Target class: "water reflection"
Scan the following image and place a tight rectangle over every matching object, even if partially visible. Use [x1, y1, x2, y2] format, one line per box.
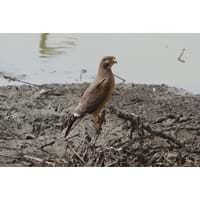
[39, 33, 77, 58]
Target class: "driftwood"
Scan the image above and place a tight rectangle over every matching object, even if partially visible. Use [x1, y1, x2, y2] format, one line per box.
[109, 106, 184, 148]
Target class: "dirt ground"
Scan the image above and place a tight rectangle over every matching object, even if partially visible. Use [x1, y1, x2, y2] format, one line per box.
[0, 83, 200, 166]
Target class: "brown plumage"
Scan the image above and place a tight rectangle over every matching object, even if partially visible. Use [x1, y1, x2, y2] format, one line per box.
[63, 56, 117, 138]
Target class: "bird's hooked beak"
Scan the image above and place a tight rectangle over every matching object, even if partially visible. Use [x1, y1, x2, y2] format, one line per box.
[112, 57, 117, 64]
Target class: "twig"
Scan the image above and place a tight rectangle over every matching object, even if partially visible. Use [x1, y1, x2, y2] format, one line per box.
[66, 133, 80, 140]
[3, 75, 41, 87]
[114, 135, 154, 149]
[173, 125, 181, 139]
[143, 124, 183, 148]
[64, 133, 81, 142]
[113, 73, 126, 83]
[186, 126, 200, 131]
[66, 142, 85, 164]
[40, 141, 55, 149]
[110, 106, 138, 124]
[23, 155, 56, 166]
[178, 48, 186, 63]
[106, 160, 118, 167]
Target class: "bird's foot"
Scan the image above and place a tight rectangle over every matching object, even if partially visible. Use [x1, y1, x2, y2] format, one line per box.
[91, 128, 102, 147]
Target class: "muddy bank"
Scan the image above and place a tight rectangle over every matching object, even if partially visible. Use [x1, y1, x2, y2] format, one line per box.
[0, 83, 200, 166]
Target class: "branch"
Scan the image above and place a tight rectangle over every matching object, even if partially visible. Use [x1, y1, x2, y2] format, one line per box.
[142, 124, 183, 147]
[110, 106, 184, 148]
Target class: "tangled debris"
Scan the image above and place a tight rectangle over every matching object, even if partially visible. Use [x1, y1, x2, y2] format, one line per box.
[0, 83, 200, 166]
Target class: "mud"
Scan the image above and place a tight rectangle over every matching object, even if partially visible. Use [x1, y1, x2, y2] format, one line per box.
[0, 83, 200, 166]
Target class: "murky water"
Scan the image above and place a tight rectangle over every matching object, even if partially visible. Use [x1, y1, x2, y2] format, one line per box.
[0, 33, 200, 93]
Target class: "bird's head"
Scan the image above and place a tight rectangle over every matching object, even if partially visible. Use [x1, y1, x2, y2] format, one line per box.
[99, 56, 117, 72]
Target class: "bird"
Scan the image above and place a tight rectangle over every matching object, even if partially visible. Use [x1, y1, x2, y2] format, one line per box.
[63, 56, 117, 138]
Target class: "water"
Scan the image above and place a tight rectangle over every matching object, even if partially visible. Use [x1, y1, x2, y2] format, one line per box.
[0, 33, 200, 93]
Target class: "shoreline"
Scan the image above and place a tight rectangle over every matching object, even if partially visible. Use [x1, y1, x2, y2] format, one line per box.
[0, 82, 200, 166]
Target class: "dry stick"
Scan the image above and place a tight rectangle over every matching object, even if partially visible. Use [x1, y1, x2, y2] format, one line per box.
[142, 124, 183, 148]
[23, 155, 56, 166]
[186, 126, 200, 131]
[113, 73, 126, 83]
[40, 141, 56, 149]
[114, 135, 154, 149]
[66, 142, 85, 164]
[40, 134, 80, 150]
[173, 125, 181, 139]
[110, 106, 184, 148]
[106, 160, 119, 167]
[110, 106, 138, 128]
[66, 133, 80, 140]
[178, 48, 186, 63]
[40, 147, 55, 156]
[3, 75, 42, 87]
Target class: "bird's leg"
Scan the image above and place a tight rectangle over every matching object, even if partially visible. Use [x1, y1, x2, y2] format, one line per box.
[95, 114, 102, 131]
[93, 114, 102, 145]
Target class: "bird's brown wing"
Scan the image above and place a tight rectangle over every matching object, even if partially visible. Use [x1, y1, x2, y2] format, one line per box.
[73, 78, 109, 116]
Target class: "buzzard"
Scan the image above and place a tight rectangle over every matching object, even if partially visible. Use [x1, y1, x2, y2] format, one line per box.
[63, 56, 117, 138]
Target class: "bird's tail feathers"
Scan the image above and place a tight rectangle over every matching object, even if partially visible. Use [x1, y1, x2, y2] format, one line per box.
[63, 113, 80, 138]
